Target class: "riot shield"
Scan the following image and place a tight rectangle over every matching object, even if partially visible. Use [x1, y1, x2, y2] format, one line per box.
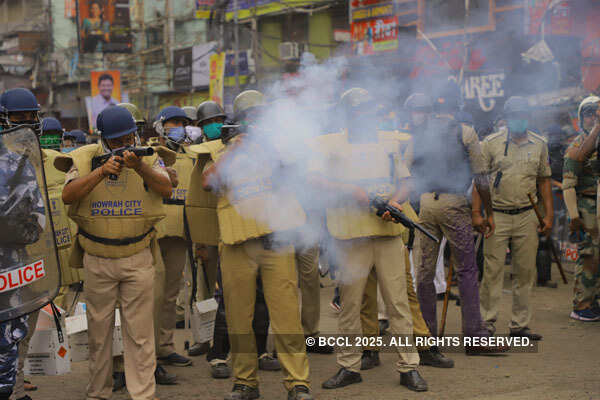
[0, 126, 61, 322]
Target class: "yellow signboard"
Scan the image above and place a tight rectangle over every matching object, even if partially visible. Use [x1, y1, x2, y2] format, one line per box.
[209, 52, 226, 106]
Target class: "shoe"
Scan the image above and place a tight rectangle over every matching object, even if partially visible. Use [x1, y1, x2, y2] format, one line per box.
[158, 352, 193, 367]
[224, 384, 259, 400]
[465, 343, 510, 355]
[322, 368, 362, 389]
[484, 322, 496, 336]
[287, 385, 314, 400]
[23, 380, 37, 391]
[399, 370, 428, 392]
[537, 280, 558, 288]
[211, 362, 231, 379]
[378, 319, 389, 335]
[330, 297, 341, 312]
[188, 341, 210, 357]
[360, 350, 380, 370]
[570, 308, 600, 321]
[418, 347, 454, 368]
[175, 320, 185, 329]
[305, 337, 334, 354]
[112, 371, 126, 392]
[155, 365, 178, 385]
[509, 327, 542, 341]
[258, 353, 281, 371]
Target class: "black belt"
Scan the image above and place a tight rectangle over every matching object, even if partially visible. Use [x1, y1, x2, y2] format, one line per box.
[163, 198, 185, 205]
[78, 228, 154, 246]
[581, 193, 596, 200]
[492, 206, 533, 215]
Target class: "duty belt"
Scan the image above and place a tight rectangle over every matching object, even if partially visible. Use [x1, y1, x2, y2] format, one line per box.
[580, 193, 597, 200]
[78, 228, 154, 246]
[163, 198, 185, 205]
[492, 206, 533, 215]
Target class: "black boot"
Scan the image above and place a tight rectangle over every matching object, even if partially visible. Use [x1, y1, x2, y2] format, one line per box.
[360, 350, 380, 370]
[224, 384, 260, 400]
[322, 368, 362, 389]
[418, 347, 454, 368]
[400, 370, 428, 392]
[112, 371, 126, 391]
[155, 365, 177, 385]
[287, 385, 314, 400]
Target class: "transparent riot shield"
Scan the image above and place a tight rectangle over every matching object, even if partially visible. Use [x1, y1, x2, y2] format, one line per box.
[0, 126, 60, 322]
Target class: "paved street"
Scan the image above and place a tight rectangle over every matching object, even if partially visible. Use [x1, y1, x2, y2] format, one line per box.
[29, 272, 600, 400]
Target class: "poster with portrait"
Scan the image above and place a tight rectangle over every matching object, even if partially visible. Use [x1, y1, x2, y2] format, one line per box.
[87, 70, 122, 131]
[77, 0, 132, 53]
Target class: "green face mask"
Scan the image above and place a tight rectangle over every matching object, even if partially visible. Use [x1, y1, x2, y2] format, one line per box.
[203, 122, 223, 140]
[507, 119, 528, 134]
[40, 133, 62, 149]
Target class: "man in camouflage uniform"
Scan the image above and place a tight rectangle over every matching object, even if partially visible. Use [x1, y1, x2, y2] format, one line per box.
[0, 88, 47, 400]
[562, 96, 600, 321]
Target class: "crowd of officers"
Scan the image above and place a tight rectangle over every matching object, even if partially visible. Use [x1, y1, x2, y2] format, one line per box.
[0, 80, 598, 400]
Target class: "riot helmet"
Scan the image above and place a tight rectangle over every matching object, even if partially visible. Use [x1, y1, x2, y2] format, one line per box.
[233, 90, 264, 122]
[197, 101, 226, 142]
[577, 96, 600, 134]
[503, 96, 531, 134]
[0, 88, 41, 134]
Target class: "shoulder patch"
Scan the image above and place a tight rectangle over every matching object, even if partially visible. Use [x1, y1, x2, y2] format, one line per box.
[483, 131, 505, 142]
[528, 131, 548, 143]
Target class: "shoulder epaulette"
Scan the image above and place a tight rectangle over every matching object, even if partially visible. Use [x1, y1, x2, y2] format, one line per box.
[528, 130, 548, 143]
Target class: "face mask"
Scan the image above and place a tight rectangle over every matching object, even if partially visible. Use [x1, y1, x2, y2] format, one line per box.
[186, 126, 203, 143]
[203, 122, 223, 140]
[166, 126, 186, 143]
[507, 119, 528, 134]
[61, 147, 76, 153]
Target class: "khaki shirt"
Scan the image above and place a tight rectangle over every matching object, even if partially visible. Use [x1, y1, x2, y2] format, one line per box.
[481, 129, 551, 209]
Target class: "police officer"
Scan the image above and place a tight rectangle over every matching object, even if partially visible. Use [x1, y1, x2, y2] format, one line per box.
[62, 130, 88, 153]
[61, 105, 172, 400]
[0, 88, 47, 400]
[313, 88, 426, 392]
[410, 82, 508, 353]
[152, 106, 195, 368]
[40, 117, 64, 150]
[475, 96, 553, 339]
[562, 96, 600, 321]
[198, 90, 313, 400]
[197, 100, 226, 142]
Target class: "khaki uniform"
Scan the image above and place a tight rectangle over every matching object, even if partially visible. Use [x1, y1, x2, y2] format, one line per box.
[186, 140, 310, 390]
[562, 133, 600, 310]
[310, 131, 419, 374]
[155, 148, 195, 358]
[59, 144, 169, 400]
[480, 130, 552, 331]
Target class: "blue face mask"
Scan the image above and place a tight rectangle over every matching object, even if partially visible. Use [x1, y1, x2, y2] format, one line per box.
[167, 126, 186, 143]
[507, 119, 528, 134]
[61, 147, 76, 153]
[203, 122, 223, 140]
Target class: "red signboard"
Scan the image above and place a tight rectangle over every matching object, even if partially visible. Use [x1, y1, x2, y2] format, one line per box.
[351, 16, 399, 55]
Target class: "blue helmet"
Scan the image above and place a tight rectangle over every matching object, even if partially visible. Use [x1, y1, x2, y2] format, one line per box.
[63, 129, 87, 144]
[41, 117, 63, 133]
[155, 106, 189, 124]
[455, 110, 474, 126]
[97, 106, 137, 139]
[0, 88, 41, 130]
[503, 96, 530, 115]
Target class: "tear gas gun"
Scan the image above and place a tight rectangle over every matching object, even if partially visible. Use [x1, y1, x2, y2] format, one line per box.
[92, 146, 155, 180]
[370, 195, 440, 243]
[220, 120, 246, 145]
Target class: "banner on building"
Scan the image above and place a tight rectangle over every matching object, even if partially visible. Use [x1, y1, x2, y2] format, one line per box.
[209, 53, 226, 106]
[351, 16, 399, 55]
[77, 0, 132, 53]
[192, 42, 218, 88]
[351, 1, 394, 22]
[65, 0, 77, 18]
[224, 51, 252, 87]
[87, 70, 122, 131]
[158, 92, 209, 111]
[173, 48, 193, 91]
[197, 0, 328, 21]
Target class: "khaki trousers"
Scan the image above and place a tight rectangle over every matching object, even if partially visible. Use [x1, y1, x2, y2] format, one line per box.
[158, 236, 188, 358]
[361, 249, 431, 351]
[84, 248, 156, 400]
[296, 245, 320, 336]
[480, 209, 538, 330]
[11, 310, 39, 400]
[336, 237, 419, 373]
[221, 239, 309, 390]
